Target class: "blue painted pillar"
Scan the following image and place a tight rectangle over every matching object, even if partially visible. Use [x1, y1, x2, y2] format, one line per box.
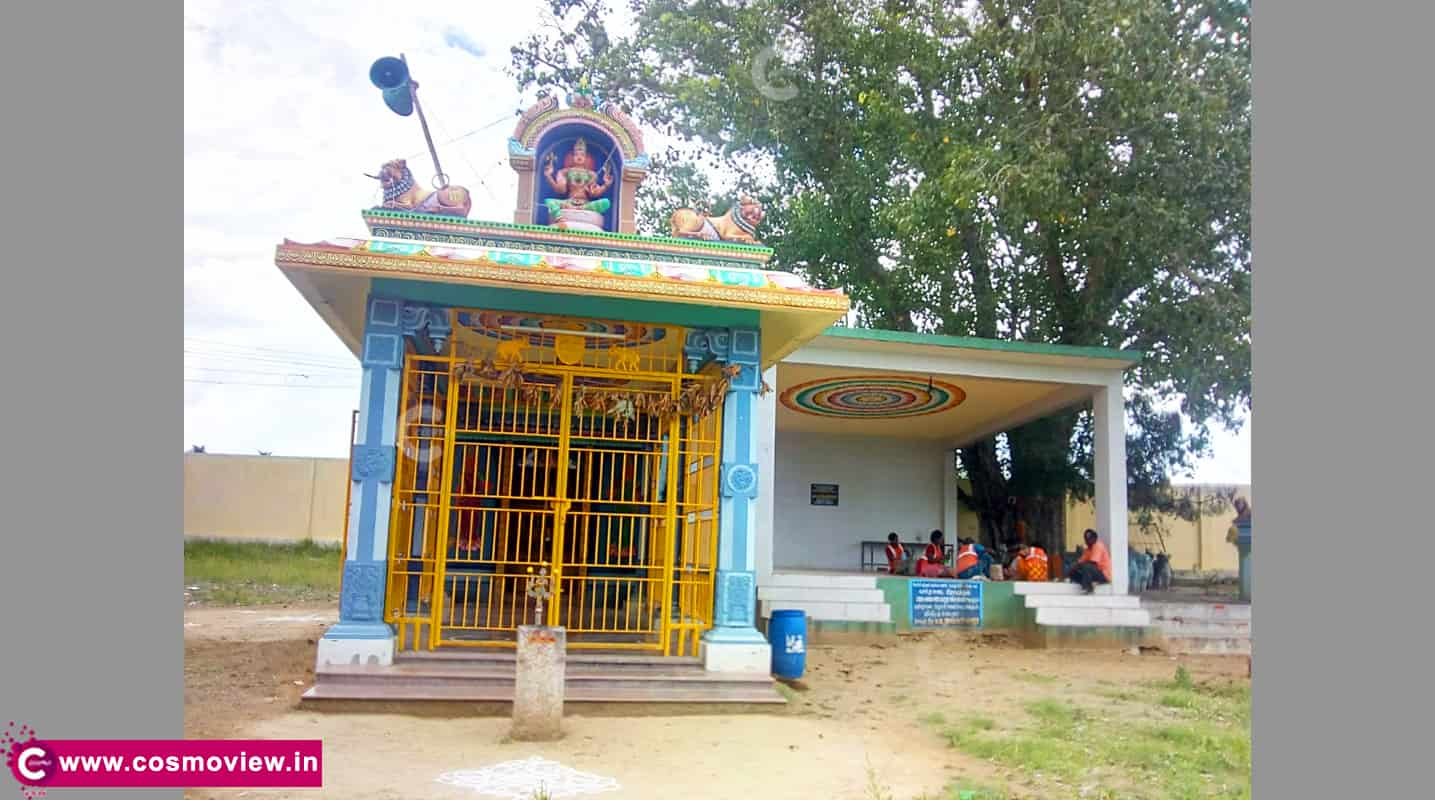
[317, 296, 405, 666]
[694, 327, 770, 672]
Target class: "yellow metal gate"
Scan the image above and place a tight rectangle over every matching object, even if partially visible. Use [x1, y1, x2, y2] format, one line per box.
[384, 312, 721, 656]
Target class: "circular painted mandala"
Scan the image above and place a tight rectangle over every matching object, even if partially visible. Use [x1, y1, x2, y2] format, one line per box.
[780, 375, 966, 418]
[455, 311, 665, 350]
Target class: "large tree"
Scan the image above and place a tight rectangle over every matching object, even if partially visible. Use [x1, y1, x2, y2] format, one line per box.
[511, 0, 1250, 557]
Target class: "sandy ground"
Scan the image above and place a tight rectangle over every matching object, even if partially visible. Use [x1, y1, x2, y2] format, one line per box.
[184, 605, 1247, 800]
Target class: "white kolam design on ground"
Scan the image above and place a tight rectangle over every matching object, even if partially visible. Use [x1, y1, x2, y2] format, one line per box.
[436, 756, 621, 798]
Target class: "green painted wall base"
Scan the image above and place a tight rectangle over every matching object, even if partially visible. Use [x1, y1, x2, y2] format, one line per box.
[760, 578, 1164, 651]
[875, 577, 1028, 632]
[1018, 625, 1161, 651]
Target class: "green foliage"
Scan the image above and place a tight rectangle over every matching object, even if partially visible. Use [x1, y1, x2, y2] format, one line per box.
[1175, 665, 1195, 690]
[510, 0, 1251, 537]
[183, 538, 342, 606]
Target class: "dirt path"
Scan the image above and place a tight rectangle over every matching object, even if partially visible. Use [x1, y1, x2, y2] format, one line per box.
[184, 607, 1246, 799]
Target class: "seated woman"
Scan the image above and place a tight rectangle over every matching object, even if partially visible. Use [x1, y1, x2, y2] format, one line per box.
[1011, 542, 1050, 582]
[884, 532, 911, 575]
[953, 538, 993, 580]
[914, 530, 950, 577]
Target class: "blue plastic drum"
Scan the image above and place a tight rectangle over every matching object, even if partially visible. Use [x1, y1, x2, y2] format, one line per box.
[768, 609, 808, 679]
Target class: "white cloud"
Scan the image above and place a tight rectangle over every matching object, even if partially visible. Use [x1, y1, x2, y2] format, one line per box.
[185, 1, 542, 456]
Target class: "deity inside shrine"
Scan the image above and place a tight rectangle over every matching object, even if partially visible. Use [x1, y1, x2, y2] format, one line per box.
[541, 137, 613, 233]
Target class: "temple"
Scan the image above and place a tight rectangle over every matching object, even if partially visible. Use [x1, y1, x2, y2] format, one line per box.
[276, 86, 1147, 703]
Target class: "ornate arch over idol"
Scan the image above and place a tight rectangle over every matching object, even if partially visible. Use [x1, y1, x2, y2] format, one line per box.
[508, 85, 650, 234]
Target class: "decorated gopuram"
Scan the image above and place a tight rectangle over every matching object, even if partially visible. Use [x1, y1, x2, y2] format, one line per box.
[276, 64, 849, 688]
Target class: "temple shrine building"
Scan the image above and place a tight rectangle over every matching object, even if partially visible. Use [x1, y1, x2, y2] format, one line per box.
[275, 88, 1147, 702]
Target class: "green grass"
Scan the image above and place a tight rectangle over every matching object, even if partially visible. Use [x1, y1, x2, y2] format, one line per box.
[184, 539, 342, 606]
[936, 668, 1250, 799]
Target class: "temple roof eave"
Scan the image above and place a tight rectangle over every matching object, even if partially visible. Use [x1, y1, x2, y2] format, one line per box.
[274, 235, 849, 369]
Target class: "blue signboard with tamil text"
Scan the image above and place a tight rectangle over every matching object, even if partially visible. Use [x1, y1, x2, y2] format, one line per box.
[910, 580, 983, 628]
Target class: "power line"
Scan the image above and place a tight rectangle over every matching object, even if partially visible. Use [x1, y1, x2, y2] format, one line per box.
[184, 366, 355, 379]
[183, 338, 358, 364]
[184, 378, 360, 389]
[184, 358, 356, 376]
[183, 349, 359, 372]
[401, 113, 513, 163]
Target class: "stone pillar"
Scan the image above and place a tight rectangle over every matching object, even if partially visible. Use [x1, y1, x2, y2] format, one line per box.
[942, 448, 960, 542]
[1093, 383, 1130, 594]
[317, 296, 404, 667]
[509, 141, 537, 226]
[511, 626, 566, 741]
[690, 327, 770, 674]
[618, 172, 642, 234]
[754, 366, 778, 582]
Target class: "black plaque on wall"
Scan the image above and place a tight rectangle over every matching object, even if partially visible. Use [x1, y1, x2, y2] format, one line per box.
[810, 483, 839, 506]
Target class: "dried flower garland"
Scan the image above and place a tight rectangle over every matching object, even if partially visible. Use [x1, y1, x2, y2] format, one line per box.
[448, 358, 767, 426]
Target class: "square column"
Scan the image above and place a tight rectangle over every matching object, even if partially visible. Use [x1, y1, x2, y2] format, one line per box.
[689, 328, 771, 674]
[942, 448, 960, 542]
[318, 295, 404, 667]
[1093, 383, 1130, 594]
[754, 366, 778, 581]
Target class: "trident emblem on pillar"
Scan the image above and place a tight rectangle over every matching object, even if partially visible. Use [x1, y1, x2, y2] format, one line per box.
[525, 567, 553, 627]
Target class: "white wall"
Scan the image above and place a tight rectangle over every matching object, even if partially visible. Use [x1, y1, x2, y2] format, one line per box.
[773, 431, 946, 571]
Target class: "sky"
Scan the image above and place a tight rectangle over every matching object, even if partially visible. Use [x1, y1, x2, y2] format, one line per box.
[182, 1, 1251, 485]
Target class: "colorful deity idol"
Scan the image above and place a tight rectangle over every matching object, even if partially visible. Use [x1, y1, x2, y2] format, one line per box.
[542, 137, 613, 232]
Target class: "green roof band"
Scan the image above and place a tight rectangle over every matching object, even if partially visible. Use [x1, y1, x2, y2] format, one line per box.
[821, 326, 1143, 363]
[363, 210, 774, 257]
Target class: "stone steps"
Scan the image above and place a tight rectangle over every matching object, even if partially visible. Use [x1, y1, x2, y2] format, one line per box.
[760, 572, 879, 590]
[1152, 619, 1252, 638]
[1031, 606, 1152, 627]
[399, 650, 705, 672]
[1023, 593, 1142, 609]
[757, 599, 891, 622]
[758, 586, 887, 604]
[1144, 601, 1252, 655]
[757, 572, 892, 624]
[303, 682, 785, 704]
[1145, 602, 1251, 622]
[1161, 635, 1251, 656]
[1012, 580, 1157, 646]
[1012, 581, 1117, 596]
[305, 652, 783, 705]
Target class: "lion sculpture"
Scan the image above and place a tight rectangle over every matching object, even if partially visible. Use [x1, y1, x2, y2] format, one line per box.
[669, 196, 765, 245]
[367, 158, 472, 218]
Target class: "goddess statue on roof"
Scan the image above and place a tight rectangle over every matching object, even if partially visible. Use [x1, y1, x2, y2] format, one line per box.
[542, 137, 613, 232]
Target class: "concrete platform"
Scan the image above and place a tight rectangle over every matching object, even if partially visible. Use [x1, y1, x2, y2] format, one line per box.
[303, 650, 785, 705]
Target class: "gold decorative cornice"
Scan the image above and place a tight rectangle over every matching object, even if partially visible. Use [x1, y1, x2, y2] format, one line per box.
[275, 244, 850, 314]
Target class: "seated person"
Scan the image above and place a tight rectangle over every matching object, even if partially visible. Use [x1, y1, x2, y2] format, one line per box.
[884, 532, 910, 575]
[914, 530, 950, 577]
[1011, 541, 1050, 582]
[953, 537, 993, 580]
[1068, 529, 1112, 594]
